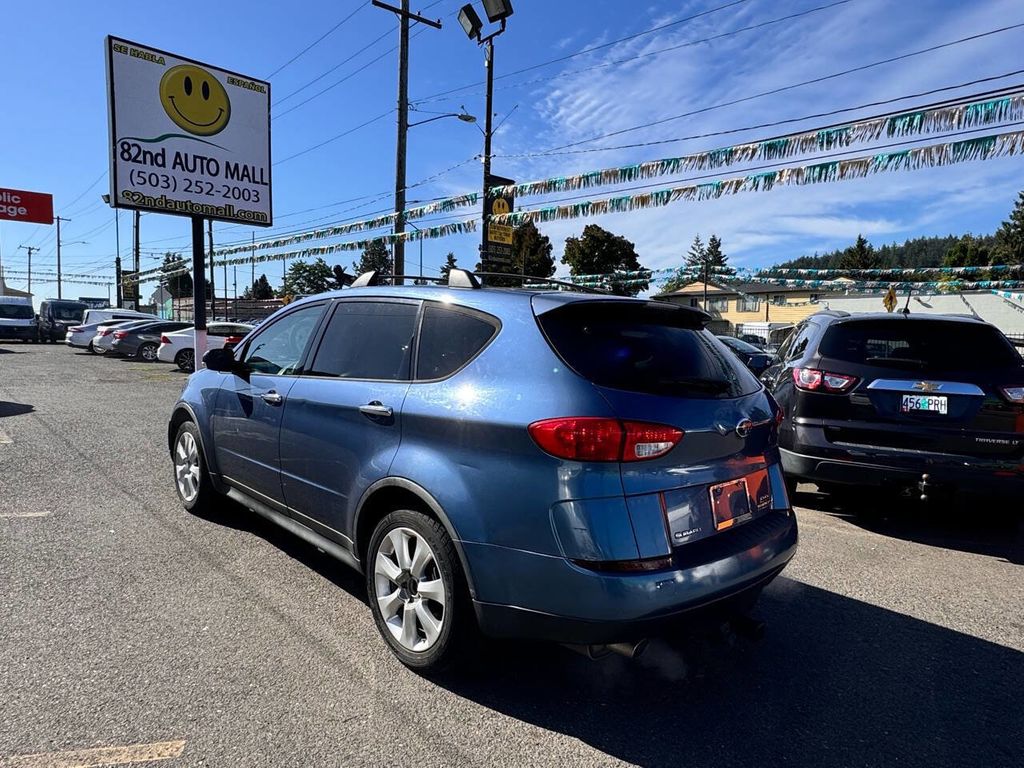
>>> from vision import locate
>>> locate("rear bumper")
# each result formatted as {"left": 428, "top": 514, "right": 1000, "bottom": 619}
{"left": 468, "top": 510, "right": 797, "bottom": 644}
{"left": 782, "top": 422, "right": 1024, "bottom": 495}
{"left": 0, "top": 327, "right": 36, "bottom": 340}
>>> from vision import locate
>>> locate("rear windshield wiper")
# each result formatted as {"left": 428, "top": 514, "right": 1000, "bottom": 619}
{"left": 655, "top": 377, "right": 731, "bottom": 393}
{"left": 865, "top": 356, "right": 928, "bottom": 369}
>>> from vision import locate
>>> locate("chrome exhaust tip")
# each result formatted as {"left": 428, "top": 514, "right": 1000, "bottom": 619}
{"left": 563, "top": 639, "right": 649, "bottom": 661}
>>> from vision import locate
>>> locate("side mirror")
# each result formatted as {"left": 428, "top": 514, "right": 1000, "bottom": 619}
{"left": 203, "top": 347, "right": 237, "bottom": 372}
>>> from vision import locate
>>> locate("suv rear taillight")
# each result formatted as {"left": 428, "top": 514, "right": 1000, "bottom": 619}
{"left": 528, "top": 418, "right": 683, "bottom": 462}
{"left": 793, "top": 367, "right": 858, "bottom": 393}
{"left": 69, "top": 326, "right": 84, "bottom": 333}
{"left": 160, "top": 335, "right": 171, "bottom": 344}
{"left": 98, "top": 329, "right": 111, "bottom": 337}
{"left": 113, "top": 331, "right": 128, "bottom": 339}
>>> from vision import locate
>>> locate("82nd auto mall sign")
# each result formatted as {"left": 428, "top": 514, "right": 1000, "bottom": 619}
{"left": 106, "top": 37, "right": 272, "bottom": 226}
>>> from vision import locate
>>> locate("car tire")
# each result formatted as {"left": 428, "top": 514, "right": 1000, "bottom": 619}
{"left": 175, "top": 348, "right": 196, "bottom": 373}
{"left": 138, "top": 342, "right": 159, "bottom": 362}
{"left": 366, "top": 509, "right": 475, "bottom": 675}
{"left": 86, "top": 342, "right": 95, "bottom": 354}
{"left": 172, "top": 421, "right": 217, "bottom": 515}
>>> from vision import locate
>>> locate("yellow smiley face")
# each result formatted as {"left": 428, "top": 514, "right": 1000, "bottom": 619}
{"left": 159, "top": 65, "right": 231, "bottom": 136}
{"left": 491, "top": 198, "right": 510, "bottom": 215}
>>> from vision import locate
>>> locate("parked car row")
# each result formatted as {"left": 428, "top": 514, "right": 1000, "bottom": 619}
{"left": 65, "top": 316, "right": 252, "bottom": 371}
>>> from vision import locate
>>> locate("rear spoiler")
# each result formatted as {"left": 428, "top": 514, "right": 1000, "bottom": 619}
{"left": 532, "top": 297, "right": 712, "bottom": 328}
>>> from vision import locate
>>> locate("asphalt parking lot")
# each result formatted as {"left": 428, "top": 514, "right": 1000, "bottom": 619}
{"left": 1, "top": 343, "right": 1022, "bottom": 768}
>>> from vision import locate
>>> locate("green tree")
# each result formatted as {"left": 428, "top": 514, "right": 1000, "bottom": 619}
{"left": 838, "top": 234, "right": 878, "bottom": 270}
{"left": 439, "top": 252, "right": 458, "bottom": 282}
{"left": 159, "top": 252, "right": 193, "bottom": 299}
{"left": 279, "top": 258, "right": 336, "bottom": 297}
{"left": 476, "top": 220, "right": 555, "bottom": 287}
{"left": 352, "top": 240, "right": 393, "bottom": 278}
{"left": 562, "top": 224, "right": 648, "bottom": 296}
{"left": 684, "top": 235, "right": 706, "bottom": 268}
{"left": 943, "top": 235, "right": 991, "bottom": 269}
{"left": 242, "top": 273, "right": 274, "bottom": 300}
{"left": 993, "top": 190, "right": 1024, "bottom": 264}
{"left": 705, "top": 234, "right": 728, "bottom": 268}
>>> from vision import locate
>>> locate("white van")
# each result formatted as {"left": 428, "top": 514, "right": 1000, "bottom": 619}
{"left": 81, "top": 308, "right": 159, "bottom": 327}
{"left": 0, "top": 296, "right": 37, "bottom": 342}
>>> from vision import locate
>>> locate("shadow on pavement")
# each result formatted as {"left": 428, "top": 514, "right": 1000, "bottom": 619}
{"left": 0, "top": 401, "right": 34, "bottom": 418}
{"left": 440, "top": 576, "right": 1023, "bottom": 768}
{"left": 193, "top": 498, "right": 368, "bottom": 605}
{"left": 795, "top": 485, "right": 1024, "bottom": 565}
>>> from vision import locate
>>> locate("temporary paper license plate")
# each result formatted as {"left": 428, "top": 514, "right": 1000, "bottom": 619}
{"left": 901, "top": 394, "right": 948, "bottom": 414}
{"left": 710, "top": 478, "right": 753, "bottom": 531}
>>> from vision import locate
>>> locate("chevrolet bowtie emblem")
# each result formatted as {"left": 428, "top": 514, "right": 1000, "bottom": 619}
{"left": 912, "top": 381, "right": 941, "bottom": 392}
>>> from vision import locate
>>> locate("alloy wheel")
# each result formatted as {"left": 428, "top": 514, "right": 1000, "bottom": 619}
{"left": 174, "top": 431, "right": 201, "bottom": 503}
{"left": 178, "top": 349, "right": 195, "bottom": 372}
{"left": 373, "top": 527, "right": 447, "bottom": 652}
{"left": 140, "top": 344, "right": 158, "bottom": 362}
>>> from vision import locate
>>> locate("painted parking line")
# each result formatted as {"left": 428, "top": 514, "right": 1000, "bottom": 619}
{"left": 0, "top": 428, "right": 11, "bottom": 444}
{"left": 0, "top": 740, "right": 185, "bottom": 768}
{"left": 0, "top": 511, "right": 51, "bottom": 519}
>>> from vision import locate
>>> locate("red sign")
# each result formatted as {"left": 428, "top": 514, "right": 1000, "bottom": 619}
{"left": 0, "top": 187, "right": 54, "bottom": 225}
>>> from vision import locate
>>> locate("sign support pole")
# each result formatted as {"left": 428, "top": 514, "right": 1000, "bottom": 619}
{"left": 192, "top": 217, "right": 207, "bottom": 367}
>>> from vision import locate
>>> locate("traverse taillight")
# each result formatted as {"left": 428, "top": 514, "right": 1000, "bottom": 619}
{"left": 793, "top": 367, "right": 858, "bottom": 393}
{"left": 528, "top": 418, "right": 683, "bottom": 462}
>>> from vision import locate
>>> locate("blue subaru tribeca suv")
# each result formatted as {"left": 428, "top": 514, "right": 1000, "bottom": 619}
{"left": 169, "top": 270, "right": 797, "bottom": 672}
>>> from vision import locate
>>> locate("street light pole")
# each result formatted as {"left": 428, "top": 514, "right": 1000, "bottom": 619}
{"left": 17, "top": 246, "right": 37, "bottom": 295}
{"left": 481, "top": 37, "right": 495, "bottom": 269}
{"left": 54, "top": 216, "right": 70, "bottom": 299}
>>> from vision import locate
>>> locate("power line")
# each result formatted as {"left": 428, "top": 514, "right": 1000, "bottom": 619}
{"left": 410, "top": 0, "right": 754, "bottom": 104}
{"left": 60, "top": 170, "right": 107, "bottom": 211}
{"left": 537, "top": 21, "right": 1024, "bottom": 153}
{"left": 274, "top": 27, "right": 393, "bottom": 107}
{"left": 414, "top": 0, "right": 853, "bottom": 106}
{"left": 497, "top": 72, "right": 1024, "bottom": 159}
{"left": 274, "top": 109, "right": 394, "bottom": 164}
{"left": 265, "top": 1, "right": 369, "bottom": 79}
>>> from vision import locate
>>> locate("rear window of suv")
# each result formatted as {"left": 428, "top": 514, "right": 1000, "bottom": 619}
{"left": 537, "top": 300, "right": 760, "bottom": 398}
{"left": 820, "top": 319, "right": 1021, "bottom": 370}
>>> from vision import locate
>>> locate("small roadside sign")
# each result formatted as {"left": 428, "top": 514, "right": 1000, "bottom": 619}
{"left": 883, "top": 286, "right": 897, "bottom": 312}
{"left": 484, "top": 174, "right": 514, "bottom": 264}
{"left": 0, "top": 187, "right": 53, "bottom": 225}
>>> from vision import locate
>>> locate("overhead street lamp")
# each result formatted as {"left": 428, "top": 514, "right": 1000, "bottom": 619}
{"left": 457, "top": 0, "right": 513, "bottom": 272}
{"left": 408, "top": 110, "right": 477, "bottom": 128}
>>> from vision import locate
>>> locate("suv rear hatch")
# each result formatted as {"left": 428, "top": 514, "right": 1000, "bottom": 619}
{"left": 534, "top": 298, "right": 788, "bottom": 549}
{"left": 812, "top": 317, "right": 1024, "bottom": 457}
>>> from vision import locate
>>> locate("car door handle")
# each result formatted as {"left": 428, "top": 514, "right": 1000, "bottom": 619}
{"left": 261, "top": 390, "right": 284, "bottom": 405}
{"left": 359, "top": 401, "right": 393, "bottom": 418}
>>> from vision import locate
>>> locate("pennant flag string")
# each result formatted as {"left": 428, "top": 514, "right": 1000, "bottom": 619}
{"left": 489, "top": 94, "right": 1024, "bottom": 199}
{"left": 124, "top": 219, "right": 479, "bottom": 284}
{"left": 492, "top": 129, "right": 1024, "bottom": 227}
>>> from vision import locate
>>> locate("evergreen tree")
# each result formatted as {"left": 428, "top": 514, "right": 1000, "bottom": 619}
{"left": 439, "top": 252, "right": 458, "bottom": 282}
{"left": 705, "top": 234, "right": 728, "bottom": 267}
{"left": 352, "top": 240, "right": 393, "bottom": 278}
{"left": 838, "top": 234, "right": 879, "bottom": 270}
{"left": 159, "top": 252, "right": 193, "bottom": 299}
{"left": 684, "top": 235, "right": 706, "bottom": 268}
{"left": 994, "top": 190, "right": 1024, "bottom": 264}
{"left": 242, "top": 274, "right": 274, "bottom": 300}
{"left": 562, "top": 224, "right": 648, "bottom": 296}
{"left": 943, "top": 235, "right": 991, "bottom": 269}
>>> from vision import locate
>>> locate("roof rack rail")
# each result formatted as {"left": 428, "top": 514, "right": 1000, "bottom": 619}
{"left": 473, "top": 273, "right": 611, "bottom": 295}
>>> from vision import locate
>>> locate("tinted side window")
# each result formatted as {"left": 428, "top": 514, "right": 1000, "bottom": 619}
{"left": 242, "top": 304, "right": 325, "bottom": 375}
{"left": 416, "top": 304, "right": 498, "bottom": 380}
{"left": 787, "top": 323, "right": 813, "bottom": 360}
{"left": 309, "top": 301, "right": 418, "bottom": 380}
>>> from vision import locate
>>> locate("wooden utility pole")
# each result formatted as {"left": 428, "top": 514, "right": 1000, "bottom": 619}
{"left": 55, "top": 216, "right": 70, "bottom": 299}
{"left": 17, "top": 245, "right": 38, "bottom": 295}
{"left": 373, "top": 0, "right": 441, "bottom": 284}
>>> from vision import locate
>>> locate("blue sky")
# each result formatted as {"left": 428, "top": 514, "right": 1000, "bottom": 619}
{"left": 2, "top": 0, "right": 1024, "bottom": 304}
